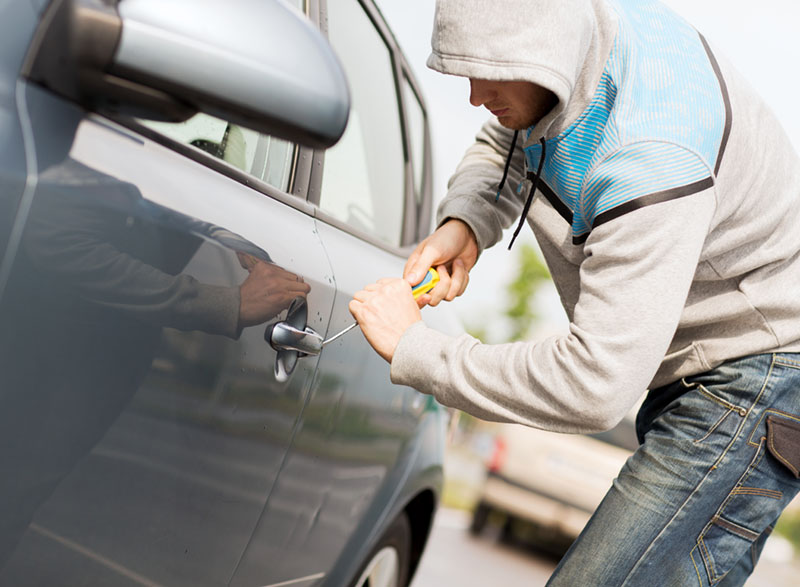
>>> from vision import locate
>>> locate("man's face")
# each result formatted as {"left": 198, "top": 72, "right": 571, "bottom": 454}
{"left": 469, "top": 79, "right": 557, "bottom": 130}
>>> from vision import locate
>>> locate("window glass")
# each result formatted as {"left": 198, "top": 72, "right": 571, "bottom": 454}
{"left": 142, "top": 115, "right": 295, "bottom": 193}
{"left": 134, "top": 0, "right": 307, "bottom": 195}
{"left": 321, "top": 0, "right": 405, "bottom": 246}
{"left": 402, "top": 77, "right": 426, "bottom": 205}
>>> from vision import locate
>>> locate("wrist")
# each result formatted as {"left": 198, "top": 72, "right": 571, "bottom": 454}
{"left": 445, "top": 217, "right": 478, "bottom": 246}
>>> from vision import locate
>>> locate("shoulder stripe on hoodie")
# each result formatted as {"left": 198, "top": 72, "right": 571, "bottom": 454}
{"left": 699, "top": 34, "right": 733, "bottom": 176}
{"left": 524, "top": 0, "right": 728, "bottom": 245}
{"left": 572, "top": 177, "right": 714, "bottom": 245}
{"left": 592, "top": 177, "right": 713, "bottom": 228}
{"left": 536, "top": 177, "right": 573, "bottom": 224}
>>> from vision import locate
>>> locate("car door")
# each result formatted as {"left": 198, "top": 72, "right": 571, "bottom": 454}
{"left": 0, "top": 77, "right": 335, "bottom": 587}
{"left": 227, "top": 1, "right": 451, "bottom": 585}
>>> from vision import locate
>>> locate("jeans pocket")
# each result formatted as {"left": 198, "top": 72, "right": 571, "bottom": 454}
{"left": 666, "top": 379, "right": 747, "bottom": 445}
{"left": 766, "top": 414, "right": 800, "bottom": 478}
{"left": 692, "top": 384, "right": 748, "bottom": 444}
{"left": 693, "top": 438, "right": 788, "bottom": 585}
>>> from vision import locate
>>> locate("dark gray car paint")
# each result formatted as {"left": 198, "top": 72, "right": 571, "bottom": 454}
{"left": 0, "top": 83, "right": 336, "bottom": 585}
{"left": 0, "top": 1, "right": 445, "bottom": 585}
{"left": 0, "top": 2, "right": 38, "bottom": 264}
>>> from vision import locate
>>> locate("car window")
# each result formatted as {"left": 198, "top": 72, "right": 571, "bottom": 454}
{"left": 136, "top": 0, "right": 305, "bottom": 195}
{"left": 402, "top": 76, "right": 426, "bottom": 205}
{"left": 141, "top": 115, "right": 295, "bottom": 193}
{"left": 320, "top": 0, "right": 406, "bottom": 246}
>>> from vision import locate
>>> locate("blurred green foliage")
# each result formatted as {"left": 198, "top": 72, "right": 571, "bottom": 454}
{"left": 463, "top": 242, "right": 550, "bottom": 344}
{"left": 776, "top": 507, "right": 800, "bottom": 550}
{"left": 505, "top": 242, "right": 551, "bottom": 341}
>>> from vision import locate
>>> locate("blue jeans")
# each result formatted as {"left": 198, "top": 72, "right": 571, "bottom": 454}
{"left": 548, "top": 353, "right": 800, "bottom": 586}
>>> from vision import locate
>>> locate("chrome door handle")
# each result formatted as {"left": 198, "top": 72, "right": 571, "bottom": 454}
{"left": 268, "top": 322, "right": 323, "bottom": 356}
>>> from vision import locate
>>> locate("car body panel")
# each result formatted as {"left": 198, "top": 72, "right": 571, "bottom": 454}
{"left": 0, "top": 84, "right": 336, "bottom": 585}
{"left": 1, "top": 1, "right": 447, "bottom": 585}
{"left": 0, "top": 1, "right": 38, "bottom": 260}
{"left": 228, "top": 194, "right": 448, "bottom": 586}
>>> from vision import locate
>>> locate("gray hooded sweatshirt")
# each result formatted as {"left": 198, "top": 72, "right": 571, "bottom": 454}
{"left": 389, "top": 0, "right": 800, "bottom": 433}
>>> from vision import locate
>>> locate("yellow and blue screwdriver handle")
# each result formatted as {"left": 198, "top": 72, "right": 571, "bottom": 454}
{"left": 321, "top": 268, "right": 440, "bottom": 346}
{"left": 411, "top": 267, "right": 439, "bottom": 300}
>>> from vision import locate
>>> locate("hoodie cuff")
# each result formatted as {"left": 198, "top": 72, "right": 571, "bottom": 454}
{"left": 437, "top": 194, "right": 504, "bottom": 253}
{"left": 190, "top": 283, "right": 242, "bottom": 339}
{"left": 391, "top": 321, "right": 453, "bottom": 400}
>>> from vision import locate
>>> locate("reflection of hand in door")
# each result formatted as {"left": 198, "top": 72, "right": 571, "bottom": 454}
{"left": 237, "top": 253, "right": 311, "bottom": 328}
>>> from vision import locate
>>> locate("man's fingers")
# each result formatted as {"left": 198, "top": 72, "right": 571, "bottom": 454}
{"left": 405, "top": 246, "right": 442, "bottom": 286}
{"left": 352, "top": 289, "right": 373, "bottom": 303}
{"left": 403, "top": 246, "right": 424, "bottom": 282}
{"left": 457, "top": 266, "right": 470, "bottom": 296}
{"left": 285, "top": 277, "right": 311, "bottom": 292}
{"left": 348, "top": 298, "right": 362, "bottom": 321}
{"left": 376, "top": 277, "right": 401, "bottom": 286}
{"left": 427, "top": 264, "right": 451, "bottom": 306}
{"left": 448, "top": 258, "right": 469, "bottom": 299}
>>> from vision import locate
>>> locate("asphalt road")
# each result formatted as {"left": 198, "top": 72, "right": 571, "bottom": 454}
{"left": 412, "top": 508, "right": 800, "bottom": 587}
{"left": 411, "top": 509, "right": 556, "bottom": 586}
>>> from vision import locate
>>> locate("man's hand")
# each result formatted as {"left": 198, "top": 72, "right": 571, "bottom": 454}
{"left": 239, "top": 261, "right": 311, "bottom": 328}
{"left": 349, "top": 278, "right": 422, "bottom": 363}
{"left": 404, "top": 218, "right": 478, "bottom": 307}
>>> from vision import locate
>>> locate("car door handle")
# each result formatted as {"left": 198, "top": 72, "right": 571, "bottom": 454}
{"left": 267, "top": 322, "right": 323, "bottom": 356}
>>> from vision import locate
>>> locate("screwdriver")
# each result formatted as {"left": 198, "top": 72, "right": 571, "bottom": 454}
{"left": 321, "top": 268, "right": 439, "bottom": 346}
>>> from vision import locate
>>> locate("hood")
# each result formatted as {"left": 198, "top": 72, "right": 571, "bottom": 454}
{"left": 427, "top": 0, "right": 618, "bottom": 140}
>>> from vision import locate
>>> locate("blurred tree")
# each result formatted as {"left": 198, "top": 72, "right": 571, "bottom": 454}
{"left": 505, "top": 242, "right": 551, "bottom": 341}
{"left": 462, "top": 242, "right": 551, "bottom": 343}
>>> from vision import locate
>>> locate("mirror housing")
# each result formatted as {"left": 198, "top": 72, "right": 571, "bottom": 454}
{"left": 23, "top": 0, "right": 350, "bottom": 149}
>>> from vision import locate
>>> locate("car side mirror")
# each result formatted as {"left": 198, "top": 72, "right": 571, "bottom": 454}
{"left": 23, "top": 0, "right": 350, "bottom": 149}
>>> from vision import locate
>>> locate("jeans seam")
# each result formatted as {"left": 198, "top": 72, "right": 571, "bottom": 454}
{"left": 690, "top": 546, "right": 704, "bottom": 586}
{"left": 710, "top": 358, "right": 774, "bottom": 470}
{"left": 622, "top": 425, "right": 746, "bottom": 584}
{"left": 698, "top": 535, "right": 720, "bottom": 584}
{"left": 694, "top": 407, "right": 735, "bottom": 445}
{"left": 711, "top": 515, "right": 761, "bottom": 541}
{"left": 710, "top": 440, "right": 766, "bottom": 528}
{"left": 622, "top": 364, "right": 775, "bottom": 584}
{"left": 773, "top": 356, "right": 800, "bottom": 369}
{"left": 688, "top": 383, "right": 746, "bottom": 444}
{"left": 696, "top": 384, "right": 747, "bottom": 415}
{"left": 748, "top": 410, "right": 800, "bottom": 447}
{"left": 731, "top": 486, "right": 783, "bottom": 499}
{"left": 694, "top": 439, "right": 766, "bottom": 584}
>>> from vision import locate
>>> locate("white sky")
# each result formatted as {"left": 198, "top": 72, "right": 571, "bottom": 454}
{"left": 374, "top": 0, "right": 800, "bottom": 340}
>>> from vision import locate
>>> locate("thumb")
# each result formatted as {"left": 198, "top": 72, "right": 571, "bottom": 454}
{"left": 405, "top": 246, "right": 440, "bottom": 285}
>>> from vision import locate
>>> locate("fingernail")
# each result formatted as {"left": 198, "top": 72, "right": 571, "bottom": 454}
{"left": 407, "top": 273, "right": 417, "bottom": 284}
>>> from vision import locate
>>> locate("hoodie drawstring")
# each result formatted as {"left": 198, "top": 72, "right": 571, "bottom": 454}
{"left": 506, "top": 137, "right": 546, "bottom": 250}
{"left": 495, "top": 130, "right": 519, "bottom": 202}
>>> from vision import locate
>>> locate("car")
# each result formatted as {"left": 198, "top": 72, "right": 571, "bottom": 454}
{"left": 468, "top": 413, "right": 639, "bottom": 557}
{"left": 0, "top": 1, "right": 458, "bottom": 586}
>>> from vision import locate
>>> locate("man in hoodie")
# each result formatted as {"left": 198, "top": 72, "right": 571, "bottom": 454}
{"left": 349, "top": 0, "right": 800, "bottom": 584}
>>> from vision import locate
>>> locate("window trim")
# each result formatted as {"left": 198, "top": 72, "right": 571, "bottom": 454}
{"left": 314, "top": 0, "right": 430, "bottom": 250}
{"left": 313, "top": 206, "right": 416, "bottom": 257}
{"left": 398, "top": 67, "right": 433, "bottom": 243}
{"left": 110, "top": 116, "right": 316, "bottom": 216}
{"left": 361, "top": 0, "right": 415, "bottom": 247}
{"left": 103, "top": 0, "right": 320, "bottom": 216}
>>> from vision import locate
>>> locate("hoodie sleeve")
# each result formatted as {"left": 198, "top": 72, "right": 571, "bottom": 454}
{"left": 391, "top": 187, "right": 717, "bottom": 433}
{"left": 436, "top": 118, "right": 527, "bottom": 252}
{"left": 23, "top": 196, "right": 242, "bottom": 339}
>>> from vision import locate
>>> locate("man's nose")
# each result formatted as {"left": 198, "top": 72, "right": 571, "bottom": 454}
{"left": 469, "top": 79, "right": 495, "bottom": 107}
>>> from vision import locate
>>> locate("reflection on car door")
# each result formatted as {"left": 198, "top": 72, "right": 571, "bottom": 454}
{"left": 227, "top": 1, "right": 442, "bottom": 583}
{"left": 0, "top": 86, "right": 335, "bottom": 585}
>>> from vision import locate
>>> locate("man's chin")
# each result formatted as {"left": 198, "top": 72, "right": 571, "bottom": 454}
{"left": 497, "top": 116, "right": 530, "bottom": 131}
